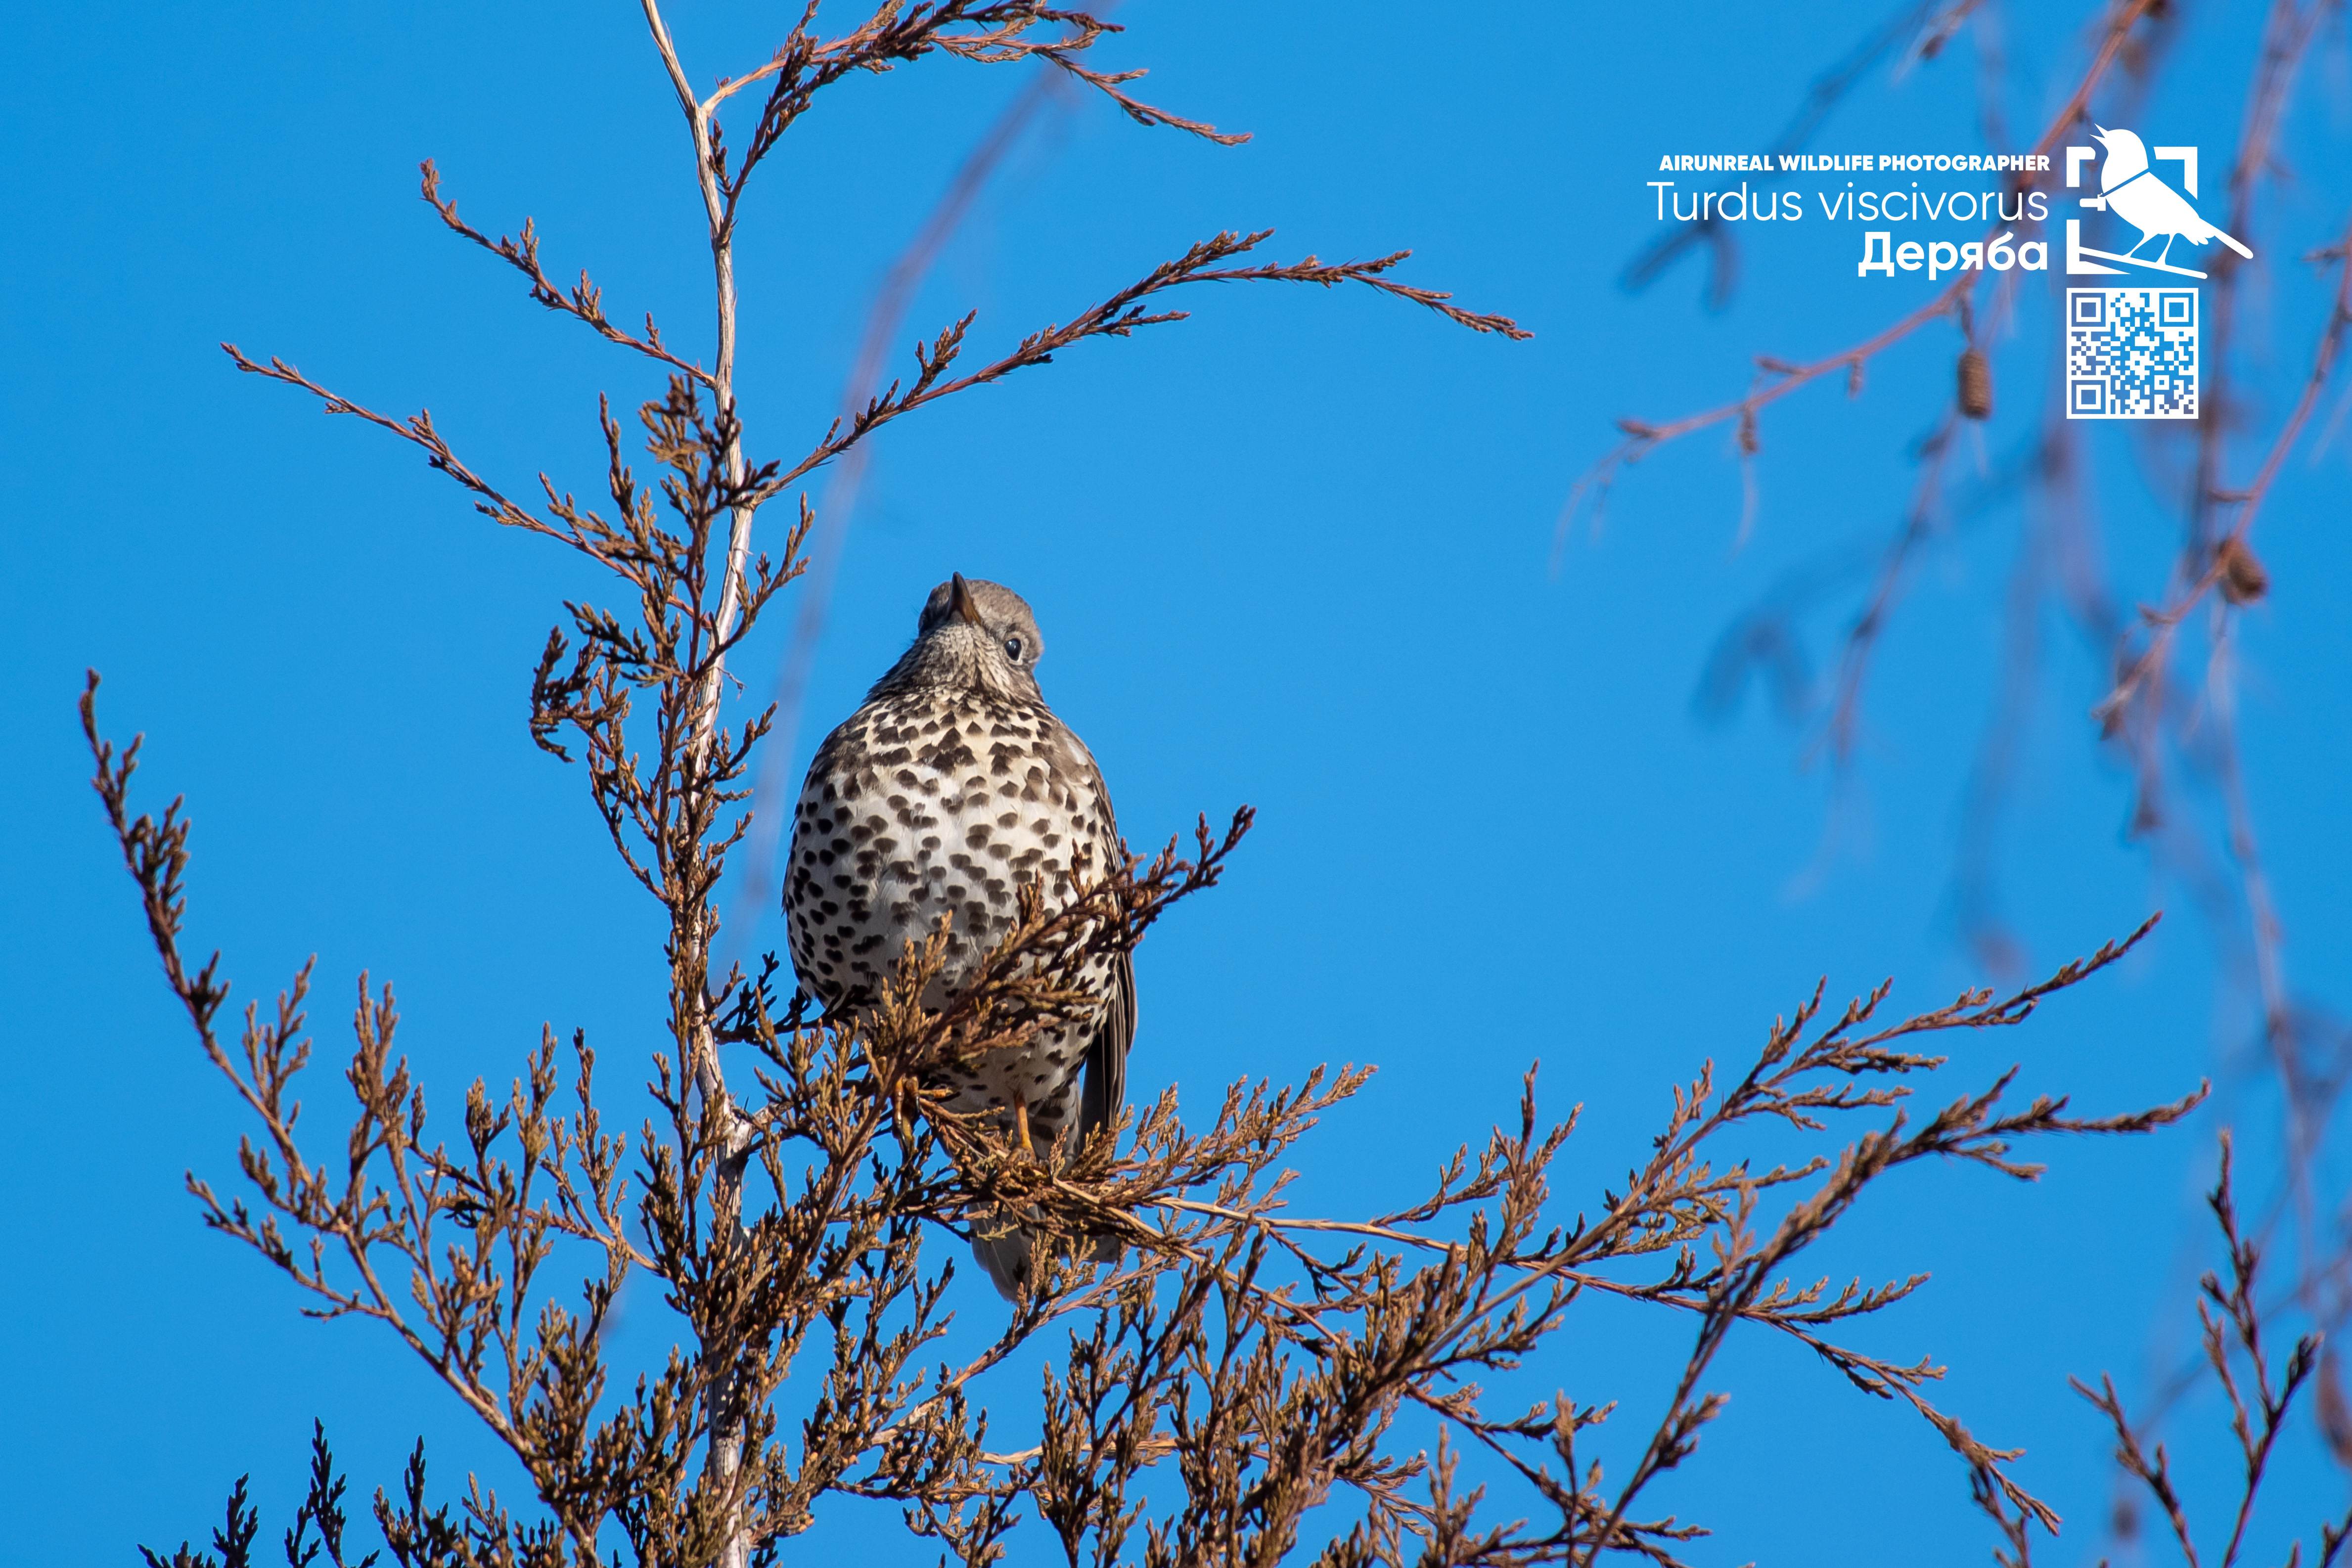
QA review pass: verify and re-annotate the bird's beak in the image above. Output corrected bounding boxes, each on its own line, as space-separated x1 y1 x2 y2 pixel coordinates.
948 573 983 627
2092 126 2110 147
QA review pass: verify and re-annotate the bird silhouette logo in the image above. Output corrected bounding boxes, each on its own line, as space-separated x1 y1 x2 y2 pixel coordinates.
2067 127 2252 278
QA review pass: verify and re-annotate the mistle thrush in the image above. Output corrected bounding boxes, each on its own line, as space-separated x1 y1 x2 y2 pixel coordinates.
784 575 1131 1296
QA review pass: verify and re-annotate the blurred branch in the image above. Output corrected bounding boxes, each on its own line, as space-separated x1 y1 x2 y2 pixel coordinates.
1621 0 1939 308
727 61 1073 969
2094 209 2352 729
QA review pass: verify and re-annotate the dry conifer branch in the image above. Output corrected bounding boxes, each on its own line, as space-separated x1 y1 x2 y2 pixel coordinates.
2071 1136 2352 1568
139 1422 377 1568
735 227 1529 511
93 635 2195 1562
418 159 715 388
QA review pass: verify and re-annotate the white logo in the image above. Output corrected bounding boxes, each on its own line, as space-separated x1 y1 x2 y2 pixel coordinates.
2064 128 2253 278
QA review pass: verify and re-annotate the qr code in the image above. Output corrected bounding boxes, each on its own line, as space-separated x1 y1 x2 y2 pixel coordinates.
2066 288 2198 419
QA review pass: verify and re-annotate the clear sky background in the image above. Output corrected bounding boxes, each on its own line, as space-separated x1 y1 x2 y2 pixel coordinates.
4 2 2349 1563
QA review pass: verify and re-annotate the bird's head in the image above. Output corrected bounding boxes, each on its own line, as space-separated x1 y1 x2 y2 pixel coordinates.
882 573 1046 699
2092 126 2150 180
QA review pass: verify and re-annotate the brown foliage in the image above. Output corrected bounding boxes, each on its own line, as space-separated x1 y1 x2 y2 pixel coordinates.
2057 1138 2352 1568
90 649 2201 1564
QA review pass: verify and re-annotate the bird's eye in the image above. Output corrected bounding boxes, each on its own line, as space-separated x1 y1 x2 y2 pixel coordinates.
1003 635 1025 662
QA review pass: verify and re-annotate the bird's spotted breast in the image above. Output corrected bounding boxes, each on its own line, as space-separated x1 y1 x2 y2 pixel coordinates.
785 684 1116 1145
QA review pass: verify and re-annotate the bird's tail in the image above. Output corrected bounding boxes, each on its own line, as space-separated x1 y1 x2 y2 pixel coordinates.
2212 224 2254 259
971 1209 1120 1300
972 1210 1034 1299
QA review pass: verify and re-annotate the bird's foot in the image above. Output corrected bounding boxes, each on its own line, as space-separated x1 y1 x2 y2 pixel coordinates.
1012 1093 1034 1159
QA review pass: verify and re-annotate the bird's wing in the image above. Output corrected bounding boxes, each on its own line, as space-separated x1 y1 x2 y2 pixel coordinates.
1078 945 1134 1153
783 716 853 994
1075 746 1133 1155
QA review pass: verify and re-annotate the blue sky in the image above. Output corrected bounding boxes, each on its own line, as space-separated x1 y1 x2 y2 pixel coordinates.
4 1 2349 1562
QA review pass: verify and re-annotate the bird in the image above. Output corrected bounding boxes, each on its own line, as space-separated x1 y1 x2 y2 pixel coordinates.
2086 126 2253 269
783 574 1132 1298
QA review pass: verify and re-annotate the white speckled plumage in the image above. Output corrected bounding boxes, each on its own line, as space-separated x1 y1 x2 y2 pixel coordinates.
785 576 1131 1295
